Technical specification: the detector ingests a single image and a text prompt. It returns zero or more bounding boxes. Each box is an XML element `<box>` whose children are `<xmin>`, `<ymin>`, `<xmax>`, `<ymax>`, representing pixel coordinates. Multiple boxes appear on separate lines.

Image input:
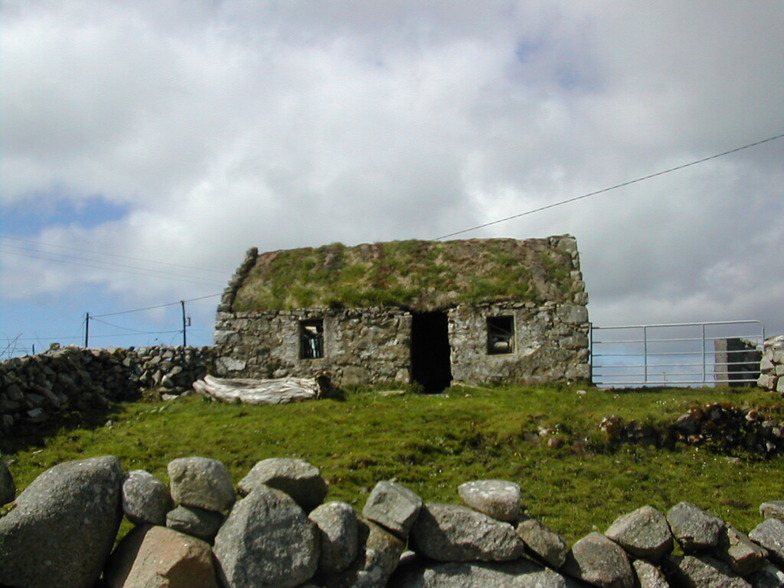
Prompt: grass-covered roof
<box><xmin>231</xmin><ymin>236</ymin><xmax>584</xmax><ymax>312</ymax></box>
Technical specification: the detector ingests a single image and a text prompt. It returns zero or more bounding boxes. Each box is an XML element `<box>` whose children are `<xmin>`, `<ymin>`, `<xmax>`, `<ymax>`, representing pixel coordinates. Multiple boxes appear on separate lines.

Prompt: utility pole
<box><xmin>181</xmin><ymin>301</ymin><xmax>187</xmax><ymax>347</ymax></box>
<box><xmin>84</xmin><ymin>312</ymin><xmax>90</xmax><ymax>348</ymax></box>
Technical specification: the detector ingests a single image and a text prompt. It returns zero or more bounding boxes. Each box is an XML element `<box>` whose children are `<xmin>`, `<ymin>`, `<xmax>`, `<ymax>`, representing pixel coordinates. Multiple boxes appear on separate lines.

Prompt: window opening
<box><xmin>300</xmin><ymin>320</ymin><xmax>324</xmax><ymax>359</ymax></box>
<box><xmin>487</xmin><ymin>316</ymin><xmax>514</xmax><ymax>354</ymax></box>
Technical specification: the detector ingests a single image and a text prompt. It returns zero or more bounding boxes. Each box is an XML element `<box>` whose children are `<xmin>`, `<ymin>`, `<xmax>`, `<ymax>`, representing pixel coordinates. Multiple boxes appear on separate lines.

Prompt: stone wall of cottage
<box><xmin>448</xmin><ymin>301</ymin><xmax>591</xmax><ymax>385</ymax></box>
<box><xmin>213</xmin><ymin>302</ymin><xmax>592</xmax><ymax>388</ymax></box>
<box><xmin>214</xmin><ymin>307</ymin><xmax>413</xmax><ymax>385</ymax></box>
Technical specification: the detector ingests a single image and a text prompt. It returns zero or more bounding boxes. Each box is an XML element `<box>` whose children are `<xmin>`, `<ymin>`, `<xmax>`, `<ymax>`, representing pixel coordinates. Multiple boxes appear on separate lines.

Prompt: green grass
<box><xmin>232</xmin><ymin>238</ymin><xmax>577</xmax><ymax>311</ymax></box>
<box><xmin>2</xmin><ymin>384</ymin><xmax>782</xmax><ymax>543</ymax></box>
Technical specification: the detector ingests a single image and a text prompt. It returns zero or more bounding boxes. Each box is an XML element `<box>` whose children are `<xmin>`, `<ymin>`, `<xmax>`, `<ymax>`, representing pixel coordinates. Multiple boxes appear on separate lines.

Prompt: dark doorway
<box><xmin>411</xmin><ymin>312</ymin><xmax>453</xmax><ymax>392</ymax></box>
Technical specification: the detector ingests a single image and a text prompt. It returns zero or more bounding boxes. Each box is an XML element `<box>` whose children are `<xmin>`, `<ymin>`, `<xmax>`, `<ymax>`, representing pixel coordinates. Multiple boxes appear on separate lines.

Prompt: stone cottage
<box><xmin>214</xmin><ymin>235</ymin><xmax>590</xmax><ymax>391</ymax></box>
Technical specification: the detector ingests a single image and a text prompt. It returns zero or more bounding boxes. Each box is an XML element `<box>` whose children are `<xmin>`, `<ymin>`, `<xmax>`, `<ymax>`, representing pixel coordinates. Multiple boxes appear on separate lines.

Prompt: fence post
<box><xmin>643</xmin><ymin>325</ymin><xmax>648</xmax><ymax>384</ymax></box>
<box><xmin>701</xmin><ymin>323</ymin><xmax>706</xmax><ymax>384</ymax></box>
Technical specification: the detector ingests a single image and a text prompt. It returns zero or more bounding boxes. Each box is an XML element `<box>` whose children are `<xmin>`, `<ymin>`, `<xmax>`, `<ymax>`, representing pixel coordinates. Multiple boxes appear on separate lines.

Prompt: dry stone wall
<box><xmin>1</xmin><ymin>455</ymin><xmax>784</xmax><ymax>587</ymax></box>
<box><xmin>0</xmin><ymin>346</ymin><xmax>215</xmax><ymax>436</ymax></box>
<box><xmin>758</xmin><ymin>335</ymin><xmax>784</xmax><ymax>393</ymax></box>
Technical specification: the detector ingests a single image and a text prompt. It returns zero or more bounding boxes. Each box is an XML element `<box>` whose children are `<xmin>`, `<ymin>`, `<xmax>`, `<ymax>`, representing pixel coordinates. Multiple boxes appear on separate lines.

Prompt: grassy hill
<box><xmin>2</xmin><ymin>383</ymin><xmax>781</xmax><ymax>543</ymax></box>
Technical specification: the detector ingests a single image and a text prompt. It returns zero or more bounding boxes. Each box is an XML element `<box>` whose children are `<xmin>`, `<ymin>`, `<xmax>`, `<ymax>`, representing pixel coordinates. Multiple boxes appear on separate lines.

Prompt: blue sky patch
<box><xmin>0</xmin><ymin>193</ymin><xmax>130</xmax><ymax>237</ymax></box>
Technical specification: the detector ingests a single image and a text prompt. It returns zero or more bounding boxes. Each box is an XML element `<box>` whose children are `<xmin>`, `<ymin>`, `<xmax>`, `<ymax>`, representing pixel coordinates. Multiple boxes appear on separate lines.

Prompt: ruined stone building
<box><xmin>214</xmin><ymin>235</ymin><xmax>590</xmax><ymax>391</ymax></box>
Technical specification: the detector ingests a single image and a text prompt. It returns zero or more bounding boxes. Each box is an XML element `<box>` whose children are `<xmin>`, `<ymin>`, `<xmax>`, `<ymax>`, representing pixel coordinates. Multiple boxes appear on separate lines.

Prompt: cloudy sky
<box><xmin>2</xmin><ymin>0</ymin><xmax>783</xmax><ymax>357</ymax></box>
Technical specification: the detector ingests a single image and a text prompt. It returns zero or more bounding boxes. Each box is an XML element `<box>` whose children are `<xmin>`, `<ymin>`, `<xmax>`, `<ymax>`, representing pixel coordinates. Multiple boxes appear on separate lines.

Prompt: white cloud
<box><xmin>2</xmin><ymin>0</ymin><xmax>784</xmax><ymax>344</ymax></box>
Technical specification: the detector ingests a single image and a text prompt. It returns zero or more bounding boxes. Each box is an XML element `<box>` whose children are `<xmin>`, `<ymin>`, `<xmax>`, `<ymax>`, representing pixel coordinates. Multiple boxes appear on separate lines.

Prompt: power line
<box><xmin>434</xmin><ymin>132</ymin><xmax>784</xmax><ymax>240</ymax></box>
<box><xmin>89</xmin><ymin>316</ymin><xmax>183</xmax><ymax>335</ymax></box>
<box><xmin>0</xmin><ymin>233</ymin><xmax>227</xmax><ymax>275</ymax></box>
<box><xmin>0</xmin><ymin>244</ymin><xmax>226</xmax><ymax>288</ymax></box>
<box><xmin>92</xmin><ymin>292</ymin><xmax>222</xmax><ymax>318</ymax></box>
<box><xmin>92</xmin><ymin>300</ymin><xmax>182</xmax><ymax>318</ymax></box>
<box><xmin>4</xmin><ymin>334</ymin><xmax>83</xmax><ymax>342</ymax></box>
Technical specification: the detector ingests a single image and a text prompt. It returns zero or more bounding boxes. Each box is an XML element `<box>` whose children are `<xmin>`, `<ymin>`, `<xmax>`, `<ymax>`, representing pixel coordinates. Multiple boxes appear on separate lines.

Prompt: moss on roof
<box><xmin>231</xmin><ymin>236</ymin><xmax>583</xmax><ymax>312</ymax></box>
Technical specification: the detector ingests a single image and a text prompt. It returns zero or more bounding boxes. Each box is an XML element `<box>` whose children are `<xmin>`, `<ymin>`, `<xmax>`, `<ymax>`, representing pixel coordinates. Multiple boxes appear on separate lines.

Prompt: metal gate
<box><xmin>590</xmin><ymin>320</ymin><xmax>765</xmax><ymax>388</ymax></box>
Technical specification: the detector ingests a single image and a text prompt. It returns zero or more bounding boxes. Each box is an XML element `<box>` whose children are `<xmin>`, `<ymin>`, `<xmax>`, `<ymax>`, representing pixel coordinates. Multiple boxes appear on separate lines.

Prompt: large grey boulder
<box><xmin>362</xmin><ymin>480</ymin><xmax>423</xmax><ymax>538</ymax></box>
<box><xmin>309</xmin><ymin>501</ymin><xmax>359</xmax><ymax>574</ymax></box>
<box><xmin>516</xmin><ymin>518</ymin><xmax>568</xmax><ymax>569</ymax></box>
<box><xmin>0</xmin><ymin>457</ymin><xmax>14</xmax><ymax>504</ymax></box>
<box><xmin>410</xmin><ymin>502</ymin><xmax>524</xmax><ymax>562</ymax></box>
<box><xmin>666</xmin><ymin>501</ymin><xmax>724</xmax><ymax>552</ymax></box>
<box><xmin>665</xmin><ymin>554</ymin><xmax>751</xmax><ymax>587</ymax></box>
<box><xmin>389</xmin><ymin>557</ymin><xmax>576</xmax><ymax>587</ymax></box>
<box><xmin>717</xmin><ymin>524</ymin><xmax>768</xmax><ymax>576</ymax></box>
<box><xmin>631</xmin><ymin>559</ymin><xmax>668</xmax><ymax>588</ymax></box>
<box><xmin>604</xmin><ymin>505</ymin><xmax>672</xmax><ymax>562</ymax></box>
<box><xmin>238</xmin><ymin>457</ymin><xmax>328</xmax><ymax>512</ymax></box>
<box><xmin>104</xmin><ymin>524</ymin><xmax>219</xmax><ymax>588</ymax></box>
<box><xmin>457</xmin><ymin>480</ymin><xmax>522</xmax><ymax>522</ymax></box>
<box><xmin>322</xmin><ymin>518</ymin><xmax>405</xmax><ymax>588</ymax></box>
<box><xmin>561</xmin><ymin>532</ymin><xmax>634</xmax><ymax>588</ymax></box>
<box><xmin>0</xmin><ymin>456</ymin><xmax>124</xmax><ymax>588</ymax></box>
<box><xmin>166</xmin><ymin>504</ymin><xmax>224</xmax><ymax>541</ymax></box>
<box><xmin>122</xmin><ymin>469</ymin><xmax>172</xmax><ymax>525</ymax></box>
<box><xmin>168</xmin><ymin>457</ymin><xmax>235</xmax><ymax>512</ymax></box>
<box><xmin>749</xmin><ymin>517</ymin><xmax>784</xmax><ymax>566</ymax></box>
<box><xmin>760</xmin><ymin>500</ymin><xmax>784</xmax><ymax>522</ymax></box>
<box><xmin>213</xmin><ymin>484</ymin><xmax>319</xmax><ymax>587</ymax></box>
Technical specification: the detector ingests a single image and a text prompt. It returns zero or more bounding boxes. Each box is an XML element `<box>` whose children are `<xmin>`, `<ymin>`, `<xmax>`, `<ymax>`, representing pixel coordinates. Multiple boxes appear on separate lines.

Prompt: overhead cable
<box><xmin>434</xmin><ymin>132</ymin><xmax>784</xmax><ymax>240</ymax></box>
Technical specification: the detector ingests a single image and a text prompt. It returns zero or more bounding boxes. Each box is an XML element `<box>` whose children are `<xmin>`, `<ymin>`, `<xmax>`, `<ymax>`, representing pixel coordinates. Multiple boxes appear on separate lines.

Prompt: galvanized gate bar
<box><xmin>590</xmin><ymin>320</ymin><xmax>765</xmax><ymax>388</ymax></box>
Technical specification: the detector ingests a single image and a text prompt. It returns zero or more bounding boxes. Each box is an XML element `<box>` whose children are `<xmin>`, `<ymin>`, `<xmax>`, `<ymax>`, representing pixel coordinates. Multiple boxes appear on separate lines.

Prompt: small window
<box><xmin>487</xmin><ymin>316</ymin><xmax>514</xmax><ymax>355</ymax></box>
<box><xmin>300</xmin><ymin>320</ymin><xmax>324</xmax><ymax>359</ymax></box>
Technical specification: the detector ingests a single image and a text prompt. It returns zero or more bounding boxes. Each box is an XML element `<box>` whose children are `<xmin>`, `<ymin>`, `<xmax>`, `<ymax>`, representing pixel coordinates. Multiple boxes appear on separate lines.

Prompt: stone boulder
<box><xmin>561</xmin><ymin>532</ymin><xmax>634</xmax><ymax>588</ymax></box>
<box><xmin>718</xmin><ymin>524</ymin><xmax>768</xmax><ymax>576</ymax></box>
<box><xmin>0</xmin><ymin>457</ymin><xmax>14</xmax><ymax>505</ymax></box>
<box><xmin>168</xmin><ymin>457</ymin><xmax>235</xmax><ymax>513</ymax></box>
<box><xmin>760</xmin><ymin>500</ymin><xmax>784</xmax><ymax>522</ymax></box>
<box><xmin>389</xmin><ymin>557</ymin><xmax>575</xmax><ymax>587</ymax></box>
<box><xmin>122</xmin><ymin>469</ymin><xmax>172</xmax><ymax>526</ymax></box>
<box><xmin>666</xmin><ymin>501</ymin><xmax>724</xmax><ymax>552</ymax></box>
<box><xmin>362</xmin><ymin>480</ymin><xmax>423</xmax><ymax>539</ymax></box>
<box><xmin>604</xmin><ymin>505</ymin><xmax>672</xmax><ymax>562</ymax></box>
<box><xmin>166</xmin><ymin>504</ymin><xmax>224</xmax><ymax>541</ymax></box>
<box><xmin>457</xmin><ymin>479</ymin><xmax>522</xmax><ymax>522</ymax></box>
<box><xmin>309</xmin><ymin>501</ymin><xmax>359</xmax><ymax>574</ymax></box>
<box><xmin>410</xmin><ymin>502</ymin><xmax>524</xmax><ymax>562</ymax></box>
<box><xmin>0</xmin><ymin>456</ymin><xmax>124</xmax><ymax>588</ymax></box>
<box><xmin>665</xmin><ymin>554</ymin><xmax>751</xmax><ymax>587</ymax></box>
<box><xmin>238</xmin><ymin>457</ymin><xmax>328</xmax><ymax>512</ymax></box>
<box><xmin>213</xmin><ymin>484</ymin><xmax>319</xmax><ymax>587</ymax></box>
<box><xmin>322</xmin><ymin>518</ymin><xmax>405</xmax><ymax>588</ymax></box>
<box><xmin>631</xmin><ymin>559</ymin><xmax>669</xmax><ymax>588</ymax></box>
<box><xmin>749</xmin><ymin>517</ymin><xmax>784</xmax><ymax>566</ymax></box>
<box><xmin>104</xmin><ymin>524</ymin><xmax>219</xmax><ymax>588</ymax></box>
<box><xmin>515</xmin><ymin>518</ymin><xmax>568</xmax><ymax>569</ymax></box>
